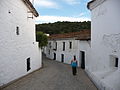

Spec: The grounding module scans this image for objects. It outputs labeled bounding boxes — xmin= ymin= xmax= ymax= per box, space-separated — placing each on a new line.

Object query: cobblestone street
xmin=2 ymin=55 xmax=97 ymax=90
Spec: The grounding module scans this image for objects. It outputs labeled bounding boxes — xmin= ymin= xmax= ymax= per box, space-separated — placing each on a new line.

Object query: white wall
xmin=0 ymin=0 xmax=41 ymax=86
xmin=78 ymin=40 xmax=91 ymax=70
xmin=46 ymin=39 xmax=80 ymax=65
xmin=46 ymin=39 xmax=91 ymax=68
xmin=88 ymin=0 xmax=120 ymax=90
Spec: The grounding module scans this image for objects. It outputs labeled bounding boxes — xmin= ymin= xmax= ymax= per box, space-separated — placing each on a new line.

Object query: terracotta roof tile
xmin=49 ymin=30 xmax=91 ymax=40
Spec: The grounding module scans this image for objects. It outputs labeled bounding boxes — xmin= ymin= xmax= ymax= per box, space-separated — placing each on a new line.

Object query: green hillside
xmin=36 ymin=21 xmax=91 ymax=35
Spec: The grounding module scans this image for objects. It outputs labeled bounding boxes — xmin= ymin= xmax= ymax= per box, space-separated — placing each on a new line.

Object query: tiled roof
xmin=22 ymin=0 xmax=39 ymax=17
xmin=49 ymin=30 xmax=91 ymax=40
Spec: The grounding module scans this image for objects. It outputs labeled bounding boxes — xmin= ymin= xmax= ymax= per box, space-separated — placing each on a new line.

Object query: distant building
xmin=45 ymin=30 xmax=91 ymax=68
xmin=0 ymin=0 xmax=41 ymax=87
xmin=45 ymin=34 xmax=50 ymax=36
xmin=87 ymin=0 xmax=120 ymax=90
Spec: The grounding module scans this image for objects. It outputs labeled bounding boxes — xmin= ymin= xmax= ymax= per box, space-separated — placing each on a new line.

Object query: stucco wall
xmin=46 ymin=39 xmax=80 ymax=65
xmin=88 ymin=0 xmax=120 ymax=90
xmin=78 ymin=40 xmax=91 ymax=70
xmin=0 ymin=0 xmax=41 ymax=86
xmin=46 ymin=39 xmax=91 ymax=68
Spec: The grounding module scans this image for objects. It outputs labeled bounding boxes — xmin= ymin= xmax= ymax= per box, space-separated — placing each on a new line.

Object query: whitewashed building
xmin=0 ymin=0 xmax=41 ymax=87
xmin=87 ymin=0 xmax=120 ymax=90
xmin=45 ymin=30 xmax=91 ymax=68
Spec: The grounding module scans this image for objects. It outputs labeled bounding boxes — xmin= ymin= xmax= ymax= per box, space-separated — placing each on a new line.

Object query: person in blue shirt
xmin=71 ymin=56 xmax=78 ymax=75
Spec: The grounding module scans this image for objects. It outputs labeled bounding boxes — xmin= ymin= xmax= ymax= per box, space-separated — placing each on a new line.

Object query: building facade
xmin=87 ymin=0 xmax=120 ymax=90
xmin=0 ymin=0 xmax=41 ymax=87
xmin=45 ymin=30 xmax=90 ymax=68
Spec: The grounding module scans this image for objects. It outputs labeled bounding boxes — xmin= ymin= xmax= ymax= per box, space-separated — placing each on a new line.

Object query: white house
xmin=45 ymin=30 xmax=91 ymax=68
xmin=87 ymin=0 xmax=120 ymax=90
xmin=0 ymin=0 xmax=41 ymax=87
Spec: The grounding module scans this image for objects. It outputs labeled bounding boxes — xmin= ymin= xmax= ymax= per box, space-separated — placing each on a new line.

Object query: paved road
xmin=2 ymin=55 xmax=97 ymax=90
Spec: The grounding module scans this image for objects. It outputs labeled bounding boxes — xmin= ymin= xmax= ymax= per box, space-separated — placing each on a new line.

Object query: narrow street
xmin=2 ymin=55 xmax=97 ymax=90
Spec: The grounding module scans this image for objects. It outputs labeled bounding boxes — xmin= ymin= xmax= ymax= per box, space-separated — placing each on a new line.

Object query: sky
xmin=30 ymin=0 xmax=91 ymax=24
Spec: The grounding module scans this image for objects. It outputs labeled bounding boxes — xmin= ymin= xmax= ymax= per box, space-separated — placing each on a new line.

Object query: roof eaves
xmin=87 ymin=0 xmax=96 ymax=10
xmin=76 ymin=37 xmax=91 ymax=41
xmin=22 ymin=0 xmax=39 ymax=17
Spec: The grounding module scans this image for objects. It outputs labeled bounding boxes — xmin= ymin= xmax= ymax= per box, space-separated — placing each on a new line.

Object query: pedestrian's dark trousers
xmin=72 ymin=67 xmax=77 ymax=75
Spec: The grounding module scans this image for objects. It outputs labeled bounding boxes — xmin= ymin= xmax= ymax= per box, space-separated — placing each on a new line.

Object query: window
xmin=16 ymin=26 xmax=19 ymax=35
xmin=69 ymin=42 xmax=72 ymax=49
xmin=63 ymin=42 xmax=65 ymax=51
xmin=49 ymin=50 xmax=50 ymax=55
xmin=55 ymin=42 xmax=57 ymax=50
xmin=110 ymin=55 xmax=119 ymax=69
xmin=27 ymin=58 xmax=31 ymax=71
xmin=115 ymin=58 xmax=118 ymax=67
xmin=53 ymin=42 xmax=57 ymax=51
xmin=49 ymin=42 xmax=51 ymax=48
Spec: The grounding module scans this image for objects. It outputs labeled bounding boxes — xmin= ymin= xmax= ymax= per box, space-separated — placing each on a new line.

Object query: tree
xmin=36 ymin=21 xmax=91 ymax=35
xmin=36 ymin=32 xmax=48 ymax=48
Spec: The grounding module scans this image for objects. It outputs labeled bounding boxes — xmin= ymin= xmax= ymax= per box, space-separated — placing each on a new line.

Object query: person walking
xmin=71 ymin=56 xmax=78 ymax=75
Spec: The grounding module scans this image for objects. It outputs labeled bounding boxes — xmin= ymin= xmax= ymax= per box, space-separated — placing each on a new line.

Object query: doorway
xmin=61 ymin=54 xmax=64 ymax=62
xmin=27 ymin=57 xmax=31 ymax=72
xmin=115 ymin=57 xmax=118 ymax=67
xmin=80 ymin=51 xmax=85 ymax=69
xmin=53 ymin=53 xmax=56 ymax=60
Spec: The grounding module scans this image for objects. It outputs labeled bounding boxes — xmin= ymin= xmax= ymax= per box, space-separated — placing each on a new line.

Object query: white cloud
xmin=73 ymin=13 xmax=85 ymax=18
xmin=64 ymin=0 xmax=81 ymax=5
xmin=35 ymin=15 xmax=90 ymax=24
xmin=79 ymin=13 xmax=85 ymax=17
xmin=33 ymin=0 xmax=59 ymax=9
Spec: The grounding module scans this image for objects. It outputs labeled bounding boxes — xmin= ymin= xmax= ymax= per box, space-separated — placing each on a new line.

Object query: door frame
xmin=53 ymin=53 xmax=56 ymax=60
xmin=61 ymin=54 xmax=64 ymax=62
xmin=80 ymin=51 xmax=85 ymax=69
